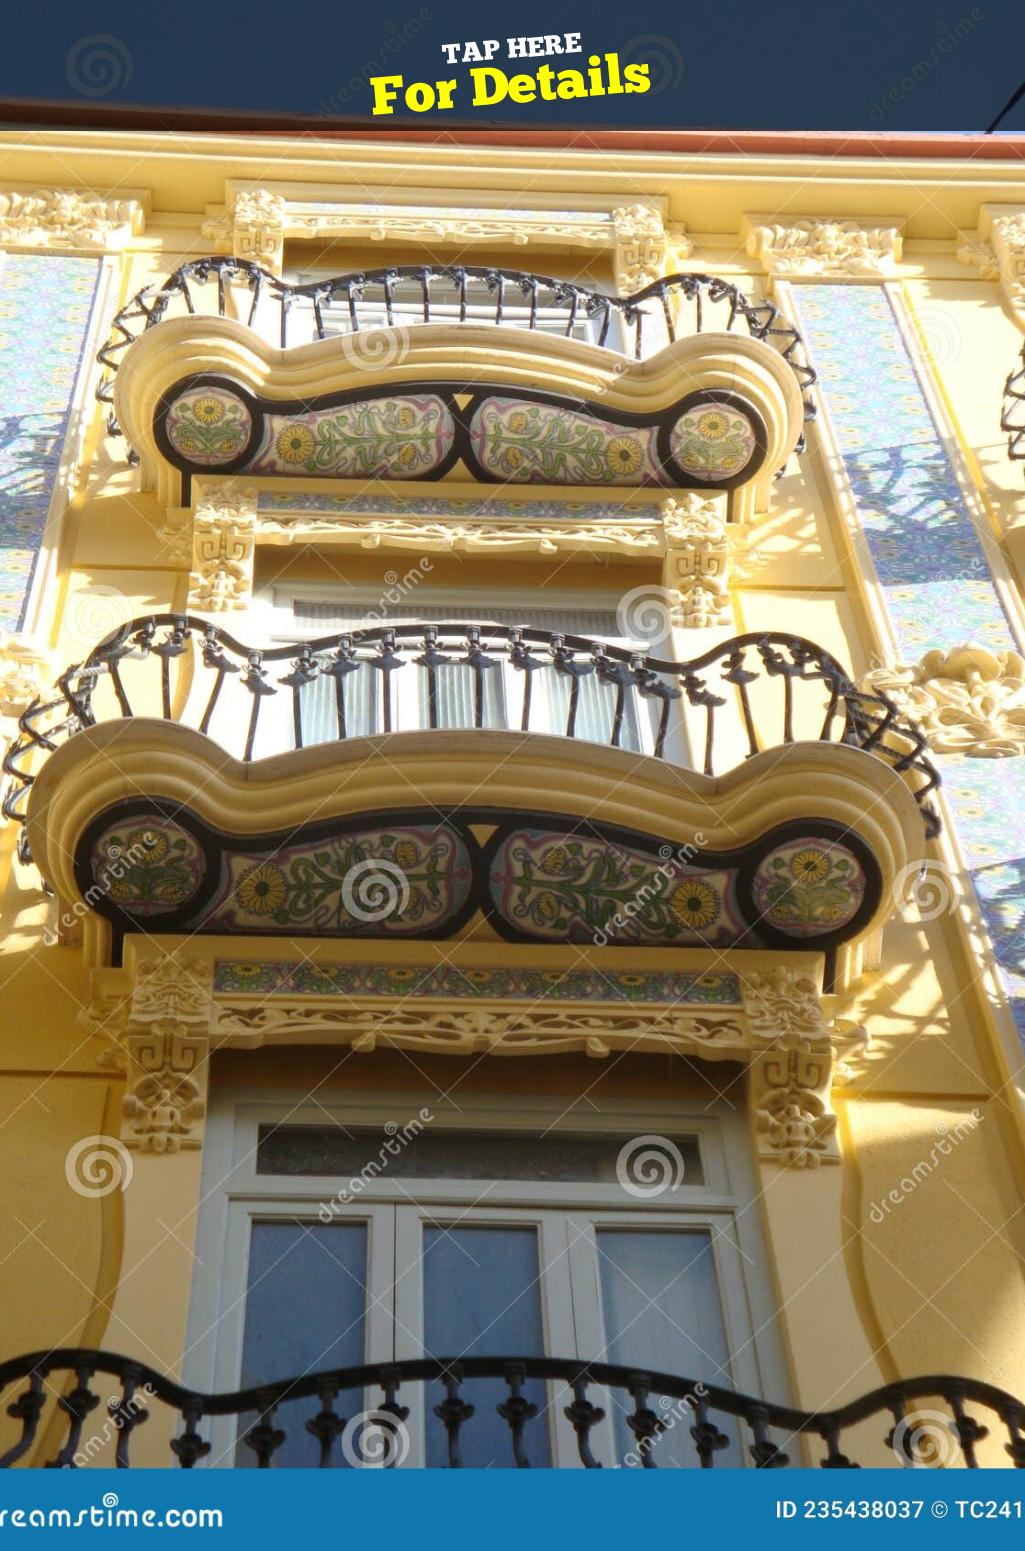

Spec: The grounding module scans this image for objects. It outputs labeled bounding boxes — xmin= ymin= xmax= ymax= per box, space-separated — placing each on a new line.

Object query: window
xmin=188 ymin=1096 xmax=786 ymax=1468
xmin=220 ymin=588 xmax=671 ymax=760
xmin=283 ymin=265 xmax=629 ymax=352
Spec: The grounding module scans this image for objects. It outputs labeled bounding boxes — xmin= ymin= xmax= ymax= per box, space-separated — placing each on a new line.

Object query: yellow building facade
xmin=1 ymin=128 xmax=1025 ymax=1470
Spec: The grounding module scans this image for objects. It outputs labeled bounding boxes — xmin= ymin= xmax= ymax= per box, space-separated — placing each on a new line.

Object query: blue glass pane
xmin=597 ymin=1228 xmax=742 ymax=1468
xmin=238 ymin=1220 xmax=368 ymax=1468
xmin=423 ymin=1225 xmax=550 ymax=1468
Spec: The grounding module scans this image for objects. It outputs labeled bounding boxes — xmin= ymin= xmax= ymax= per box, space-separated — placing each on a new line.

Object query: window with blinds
xmin=252 ymin=597 xmax=653 ymax=754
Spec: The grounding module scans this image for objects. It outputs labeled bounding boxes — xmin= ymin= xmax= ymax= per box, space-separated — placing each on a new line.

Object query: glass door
xmin=394 ymin=1206 xmax=578 ymax=1468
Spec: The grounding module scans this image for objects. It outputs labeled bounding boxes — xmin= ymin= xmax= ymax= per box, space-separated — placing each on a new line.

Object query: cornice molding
xmin=199 ymin=181 xmax=677 ymax=288
xmin=742 ymin=214 xmax=904 ymax=278
xmin=0 ymin=186 xmax=146 ymax=252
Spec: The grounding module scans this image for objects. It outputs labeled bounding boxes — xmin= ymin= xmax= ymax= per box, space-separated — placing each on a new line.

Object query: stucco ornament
xmin=612 ymin=202 xmax=670 ymax=293
xmin=121 ymin=956 xmax=213 ymax=1152
xmin=0 ymin=187 xmax=144 ymax=249
xmin=863 ymin=645 xmax=1025 ymax=757
xmin=744 ymin=217 xmax=903 ymax=278
xmin=0 ymin=633 xmax=54 ymax=810
xmin=188 ymin=484 xmax=259 ymax=612
xmin=959 ymin=209 xmax=1025 ymax=317
xmin=660 ymin=493 xmax=731 ymax=628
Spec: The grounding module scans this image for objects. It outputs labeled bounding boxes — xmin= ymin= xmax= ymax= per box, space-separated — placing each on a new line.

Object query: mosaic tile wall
xmin=0 ymin=253 xmax=103 ymax=631
xmin=794 ymin=284 xmax=1025 ymax=1040
xmin=213 ymin=960 xmax=742 ymax=1005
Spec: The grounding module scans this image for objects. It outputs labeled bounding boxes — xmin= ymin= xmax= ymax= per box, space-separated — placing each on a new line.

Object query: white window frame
xmin=186 ymin=1091 xmax=789 ymax=1468
xmin=243 ymin=582 xmax=676 ymax=761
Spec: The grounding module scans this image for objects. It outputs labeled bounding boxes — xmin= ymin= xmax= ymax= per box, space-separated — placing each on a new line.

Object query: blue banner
xmin=0 ymin=0 xmax=1020 ymax=132
xmin=1 ymin=1471 xmax=1025 ymax=1546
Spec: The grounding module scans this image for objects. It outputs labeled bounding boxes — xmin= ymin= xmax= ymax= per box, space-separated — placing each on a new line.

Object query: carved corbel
xmin=201 ymin=188 xmax=286 ymax=273
xmin=742 ymin=967 xmax=840 ymax=1167
xmin=742 ymin=215 xmax=904 ymax=279
xmin=750 ymin=1039 xmax=839 ymax=1168
xmin=612 ymin=203 xmax=669 ymax=294
xmin=958 ymin=207 xmax=1025 ymax=319
xmin=188 ymin=483 xmax=258 ymax=612
xmin=660 ymin=493 xmax=731 ymax=628
xmin=121 ymin=956 xmax=214 ymax=1153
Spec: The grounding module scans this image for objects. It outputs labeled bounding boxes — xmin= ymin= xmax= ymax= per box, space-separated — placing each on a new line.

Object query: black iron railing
xmin=0 ymin=1349 xmax=1018 ymax=1469
xmin=2 ymin=619 xmax=939 ymax=857
xmin=1002 ymin=346 xmax=1025 ymax=463
xmin=95 ymin=258 xmax=817 ymax=446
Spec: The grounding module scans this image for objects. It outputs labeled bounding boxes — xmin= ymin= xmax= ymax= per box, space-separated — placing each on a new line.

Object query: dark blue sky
xmin=0 ymin=0 xmax=1021 ymax=131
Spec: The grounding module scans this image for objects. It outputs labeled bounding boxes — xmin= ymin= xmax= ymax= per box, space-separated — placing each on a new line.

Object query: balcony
xmin=97 ymin=261 xmax=814 ymax=502
xmin=0 ymin=1348 xmax=1017 ymax=1468
xmin=8 ymin=618 xmax=937 ymax=963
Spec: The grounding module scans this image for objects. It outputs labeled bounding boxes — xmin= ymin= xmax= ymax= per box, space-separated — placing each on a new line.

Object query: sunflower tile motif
xmin=470 ymin=398 xmax=661 ymax=485
xmin=750 ymin=839 xmax=866 ymax=937
xmin=89 ymin=817 xmax=206 ymax=916
xmin=251 ymin=395 xmax=454 ymax=479
xmin=163 ymin=385 xmax=252 ymax=465
xmin=203 ymin=823 xmax=472 ymax=935
xmin=212 ymin=960 xmax=743 ymax=1004
xmin=668 ymin=401 xmax=758 ymax=482
xmin=488 ymin=829 xmax=744 ymax=946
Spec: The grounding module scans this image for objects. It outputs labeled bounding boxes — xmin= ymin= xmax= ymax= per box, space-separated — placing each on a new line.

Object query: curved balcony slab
xmin=26 ymin=722 xmax=928 ymax=971
xmin=113 ymin=317 xmax=804 ymax=504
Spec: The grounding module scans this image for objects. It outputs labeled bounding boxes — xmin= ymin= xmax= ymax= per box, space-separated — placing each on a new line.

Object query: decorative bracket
xmin=187 ymin=483 xmax=259 ymax=613
xmin=660 ymin=493 xmax=731 ymax=627
xmin=958 ymin=206 xmax=1025 ymax=318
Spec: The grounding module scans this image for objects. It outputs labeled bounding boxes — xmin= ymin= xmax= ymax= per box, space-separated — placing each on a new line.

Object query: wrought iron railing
xmin=95 ymin=258 xmax=817 ymax=447
xmin=2 ymin=619 xmax=939 ymax=858
xmin=0 ymin=1349 xmax=1018 ymax=1468
xmin=1002 ymin=346 xmax=1025 ymax=462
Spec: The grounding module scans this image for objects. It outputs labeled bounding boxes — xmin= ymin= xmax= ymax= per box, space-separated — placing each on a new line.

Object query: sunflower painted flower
xmin=790 ymin=848 xmax=830 ymax=883
xmin=129 ymin=827 xmax=168 ymax=863
xmin=236 ymin=862 xmax=288 ymax=916
xmin=393 ymin=840 xmax=419 ymax=870
xmin=536 ymin=892 xmax=560 ymax=922
xmin=276 ymin=424 xmax=315 ymax=464
xmin=605 ymin=436 xmax=643 ymax=476
xmin=668 ymin=880 xmax=720 ymax=931
xmin=191 ymin=395 xmax=226 ymax=425
xmin=697 ymin=410 xmax=730 ymax=441
xmin=541 ymin=845 xmax=569 ymax=874
xmin=507 ymin=409 xmax=530 ymax=433
xmin=395 ymin=404 xmax=416 ymax=429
